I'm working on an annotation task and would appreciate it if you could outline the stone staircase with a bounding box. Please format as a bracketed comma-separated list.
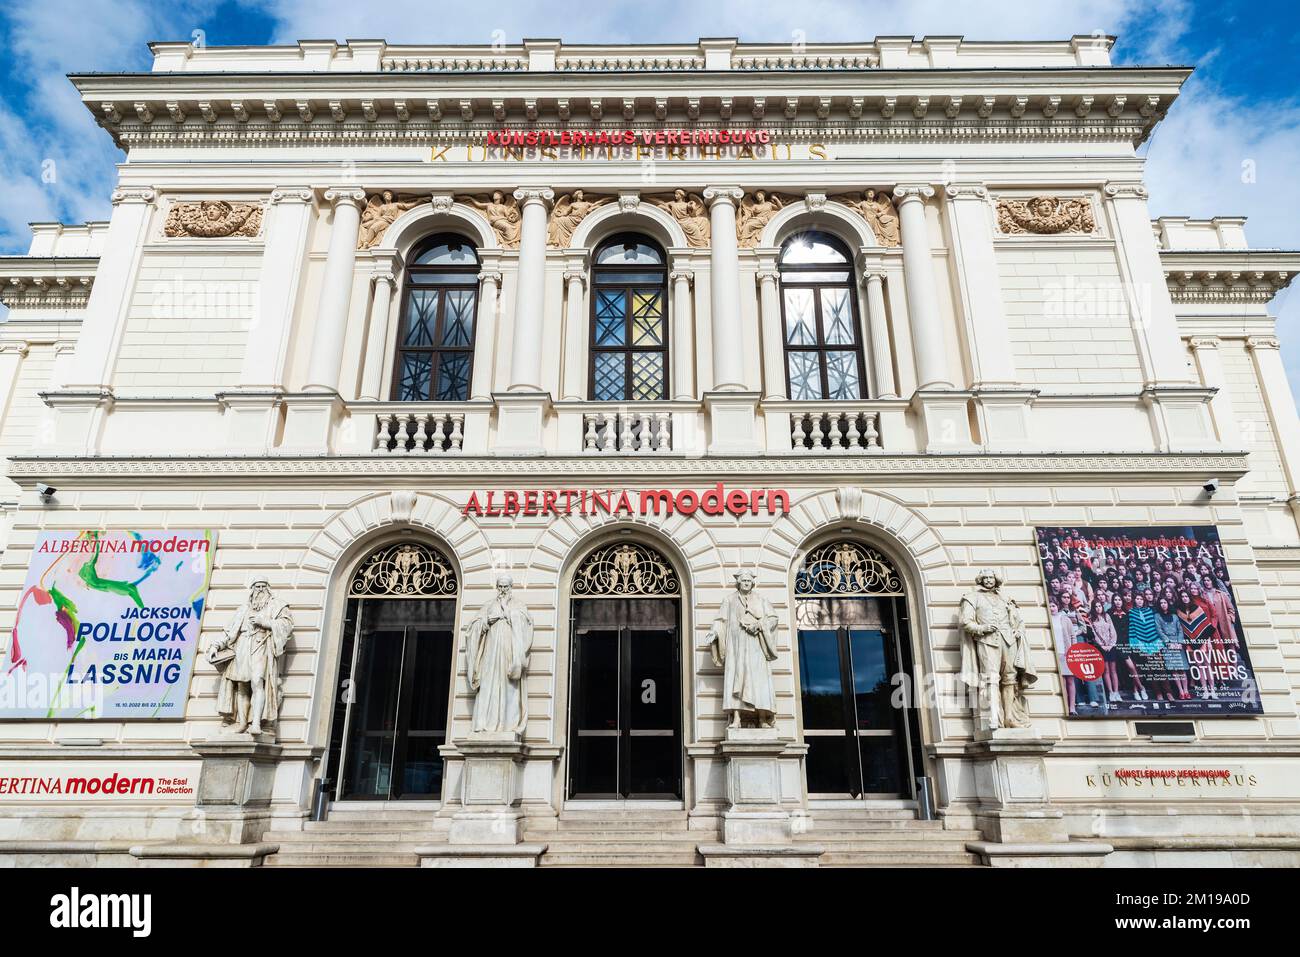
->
[263, 806, 440, 868]
[263, 805, 984, 867]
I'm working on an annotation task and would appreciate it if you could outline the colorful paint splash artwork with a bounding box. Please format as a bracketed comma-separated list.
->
[4, 530, 215, 719]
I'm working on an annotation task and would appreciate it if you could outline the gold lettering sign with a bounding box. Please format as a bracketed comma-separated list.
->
[432, 144, 829, 163]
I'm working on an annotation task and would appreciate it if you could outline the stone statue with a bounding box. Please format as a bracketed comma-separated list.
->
[462, 573, 534, 734]
[830, 189, 901, 246]
[959, 568, 1038, 731]
[736, 190, 793, 247]
[208, 579, 293, 737]
[463, 191, 522, 247]
[548, 189, 612, 246]
[707, 570, 779, 729]
[647, 189, 711, 247]
[358, 190, 422, 249]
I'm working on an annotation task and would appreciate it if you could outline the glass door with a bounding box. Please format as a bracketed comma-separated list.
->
[569, 598, 681, 799]
[797, 596, 916, 798]
[338, 598, 453, 800]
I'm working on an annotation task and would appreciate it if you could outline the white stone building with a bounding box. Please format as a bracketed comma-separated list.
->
[1, 33, 1299, 867]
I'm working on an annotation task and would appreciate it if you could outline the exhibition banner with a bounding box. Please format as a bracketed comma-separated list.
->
[4, 530, 215, 719]
[1036, 525, 1262, 718]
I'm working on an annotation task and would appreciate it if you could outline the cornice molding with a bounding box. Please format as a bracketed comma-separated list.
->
[4, 451, 1251, 483]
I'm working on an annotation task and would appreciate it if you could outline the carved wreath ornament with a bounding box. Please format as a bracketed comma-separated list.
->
[350, 541, 458, 597]
[995, 196, 1097, 235]
[163, 200, 263, 238]
[795, 542, 903, 596]
[572, 542, 680, 597]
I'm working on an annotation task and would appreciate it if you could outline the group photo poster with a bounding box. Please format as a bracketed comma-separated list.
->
[1035, 525, 1262, 718]
[5, 530, 215, 719]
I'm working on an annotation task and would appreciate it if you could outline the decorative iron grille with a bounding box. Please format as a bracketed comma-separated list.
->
[795, 541, 903, 597]
[573, 542, 680, 597]
[350, 541, 458, 598]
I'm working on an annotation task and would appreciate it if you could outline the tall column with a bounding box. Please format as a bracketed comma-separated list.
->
[304, 187, 366, 393]
[507, 188, 554, 392]
[470, 268, 502, 401]
[238, 188, 315, 389]
[703, 186, 746, 391]
[671, 269, 697, 399]
[860, 269, 897, 398]
[893, 185, 952, 390]
[1105, 181, 1192, 385]
[560, 268, 588, 400]
[1188, 336, 1237, 444]
[1247, 336, 1300, 513]
[755, 269, 785, 399]
[944, 183, 1017, 386]
[0, 342, 28, 426]
[62, 187, 156, 390]
[359, 254, 401, 401]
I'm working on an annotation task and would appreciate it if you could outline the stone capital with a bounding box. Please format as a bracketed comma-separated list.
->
[430, 192, 455, 213]
[479, 270, 503, 288]
[562, 270, 587, 288]
[1246, 335, 1281, 352]
[0, 341, 30, 357]
[892, 184, 936, 203]
[670, 270, 695, 286]
[1104, 181, 1150, 200]
[804, 192, 828, 211]
[617, 191, 642, 212]
[323, 187, 366, 209]
[703, 185, 744, 207]
[268, 187, 314, 206]
[944, 182, 990, 201]
[512, 187, 555, 208]
[754, 270, 780, 286]
[110, 187, 157, 206]
[1188, 335, 1220, 351]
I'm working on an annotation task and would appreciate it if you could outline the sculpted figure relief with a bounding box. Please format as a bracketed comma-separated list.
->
[996, 196, 1096, 235]
[736, 190, 798, 248]
[959, 568, 1038, 731]
[358, 191, 423, 249]
[548, 190, 613, 246]
[463, 192, 522, 247]
[829, 189, 901, 247]
[646, 189, 711, 248]
[208, 580, 293, 737]
[164, 200, 263, 238]
[707, 570, 780, 729]
[462, 574, 534, 734]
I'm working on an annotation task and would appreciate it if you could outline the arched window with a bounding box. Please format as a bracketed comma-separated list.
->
[392, 234, 479, 402]
[590, 234, 669, 401]
[778, 231, 868, 401]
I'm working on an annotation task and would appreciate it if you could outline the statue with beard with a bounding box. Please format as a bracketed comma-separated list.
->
[209, 579, 293, 737]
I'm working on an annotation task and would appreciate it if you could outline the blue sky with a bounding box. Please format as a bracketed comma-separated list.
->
[2, 0, 1298, 395]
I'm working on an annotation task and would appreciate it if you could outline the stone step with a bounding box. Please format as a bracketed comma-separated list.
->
[270, 830, 439, 844]
[795, 830, 984, 844]
[541, 851, 702, 867]
[266, 850, 421, 867]
[820, 851, 982, 866]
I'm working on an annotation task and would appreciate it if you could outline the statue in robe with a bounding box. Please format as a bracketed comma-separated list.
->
[462, 574, 534, 734]
[707, 570, 779, 729]
[959, 568, 1038, 730]
[208, 579, 293, 737]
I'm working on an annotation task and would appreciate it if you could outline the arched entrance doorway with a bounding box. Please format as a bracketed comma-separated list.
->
[567, 541, 683, 800]
[323, 540, 458, 801]
[795, 541, 923, 799]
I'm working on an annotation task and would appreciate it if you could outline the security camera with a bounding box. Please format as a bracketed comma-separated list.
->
[36, 483, 56, 502]
[1202, 478, 1220, 496]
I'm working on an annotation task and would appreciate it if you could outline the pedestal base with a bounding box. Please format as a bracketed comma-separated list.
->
[912, 389, 978, 452]
[966, 841, 1113, 868]
[967, 729, 1070, 845]
[718, 727, 794, 845]
[492, 391, 552, 455]
[189, 734, 282, 845]
[128, 842, 280, 868]
[705, 390, 762, 454]
[217, 388, 284, 453]
[280, 391, 344, 453]
[450, 732, 526, 846]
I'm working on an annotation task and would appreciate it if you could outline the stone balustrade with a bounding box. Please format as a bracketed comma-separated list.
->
[374, 408, 466, 454]
[582, 408, 674, 452]
[789, 408, 882, 452]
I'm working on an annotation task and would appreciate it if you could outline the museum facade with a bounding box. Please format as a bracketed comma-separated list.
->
[1, 33, 1299, 867]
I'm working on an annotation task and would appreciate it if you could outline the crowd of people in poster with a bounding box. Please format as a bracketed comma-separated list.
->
[1036, 526, 1261, 717]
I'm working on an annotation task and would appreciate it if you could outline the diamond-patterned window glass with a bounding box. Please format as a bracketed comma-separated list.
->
[403, 290, 439, 347]
[825, 351, 861, 399]
[821, 287, 856, 345]
[399, 352, 432, 401]
[393, 233, 480, 402]
[440, 290, 476, 347]
[594, 353, 626, 401]
[787, 350, 822, 401]
[778, 230, 869, 402]
[784, 288, 817, 345]
[632, 353, 665, 400]
[589, 233, 670, 401]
